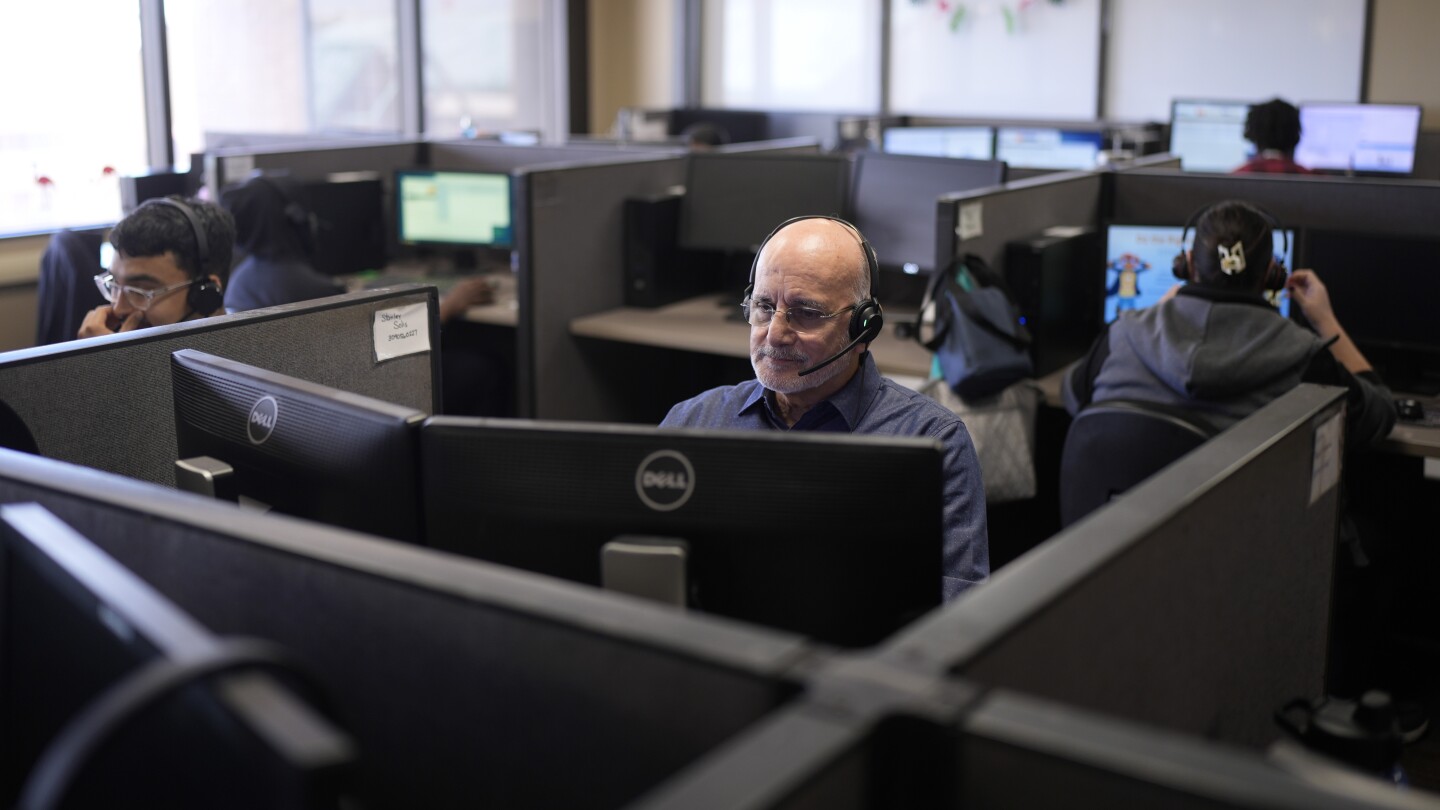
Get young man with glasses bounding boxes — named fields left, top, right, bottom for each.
left=661, top=217, right=989, bottom=599
left=77, top=196, right=235, bottom=338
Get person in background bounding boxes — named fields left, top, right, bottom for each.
left=35, top=229, right=107, bottom=345
left=78, top=196, right=233, bottom=338
left=682, top=122, right=730, bottom=152
left=660, top=216, right=990, bottom=599
left=1234, top=98, right=1314, bottom=175
left=219, top=175, right=344, bottom=312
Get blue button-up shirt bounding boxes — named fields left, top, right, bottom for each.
left=660, top=352, right=989, bottom=599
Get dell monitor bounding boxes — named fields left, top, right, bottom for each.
left=1168, top=99, right=1254, bottom=172
left=850, top=151, right=1007, bottom=275
left=1294, top=102, right=1422, bottom=175
left=420, top=418, right=944, bottom=647
left=396, top=169, right=513, bottom=247
left=171, top=349, right=426, bottom=542
left=677, top=154, right=850, bottom=252
left=0, top=503, right=354, bottom=809
left=881, top=126, right=996, bottom=160
left=995, top=127, right=1105, bottom=170
left=1103, top=224, right=1294, bottom=323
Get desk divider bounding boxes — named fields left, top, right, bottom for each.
left=714, top=136, right=822, bottom=155
left=0, top=287, right=438, bottom=487
left=876, top=384, right=1347, bottom=749
left=1110, top=169, right=1440, bottom=236
left=0, top=448, right=820, bottom=810
left=514, top=156, right=687, bottom=419
left=937, top=170, right=1105, bottom=272
left=425, top=139, right=682, bottom=172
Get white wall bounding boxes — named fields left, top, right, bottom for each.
left=1103, top=0, right=1366, bottom=121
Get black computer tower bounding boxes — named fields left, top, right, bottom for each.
left=1005, top=228, right=1104, bottom=376
left=623, top=193, right=721, bottom=307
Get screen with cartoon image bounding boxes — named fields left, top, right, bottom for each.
left=1104, top=225, right=1294, bottom=323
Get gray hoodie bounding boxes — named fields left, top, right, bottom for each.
left=1065, top=286, right=1394, bottom=444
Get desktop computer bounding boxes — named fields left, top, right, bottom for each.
left=1004, top=228, right=1103, bottom=376
left=623, top=193, right=723, bottom=308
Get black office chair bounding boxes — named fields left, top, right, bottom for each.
left=1059, top=398, right=1219, bottom=528
left=35, top=229, right=108, bottom=345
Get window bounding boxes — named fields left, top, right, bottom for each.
left=421, top=0, right=553, bottom=137
left=0, top=2, right=148, bottom=234
left=701, top=0, right=879, bottom=112
left=167, top=0, right=400, bottom=171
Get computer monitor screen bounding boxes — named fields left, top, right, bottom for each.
left=1295, top=103, right=1422, bottom=175
left=1303, top=231, right=1440, bottom=392
left=171, top=349, right=426, bottom=542
left=294, top=178, right=387, bottom=276
left=0, top=504, right=353, bottom=808
left=1104, top=225, right=1294, bottom=323
left=1168, top=99, right=1254, bottom=172
left=396, top=170, right=513, bottom=247
left=850, top=152, right=1007, bottom=274
left=420, top=418, right=944, bottom=647
left=678, top=154, right=850, bottom=251
left=995, top=127, right=1104, bottom=170
left=881, top=126, right=996, bottom=160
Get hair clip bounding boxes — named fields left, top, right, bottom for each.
left=1218, top=242, right=1246, bottom=275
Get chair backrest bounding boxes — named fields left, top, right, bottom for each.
left=1059, top=398, right=1219, bottom=527
left=35, top=229, right=108, bottom=346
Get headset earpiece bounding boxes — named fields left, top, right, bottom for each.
left=848, top=298, right=884, bottom=344
left=187, top=277, right=225, bottom=315
left=1171, top=250, right=1191, bottom=282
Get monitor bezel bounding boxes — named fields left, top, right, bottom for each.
left=394, top=168, right=515, bottom=249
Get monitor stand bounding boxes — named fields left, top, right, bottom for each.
left=175, top=456, right=237, bottom=502
left=600, top=536, right=689, bottom=608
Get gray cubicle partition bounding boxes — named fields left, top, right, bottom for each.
left=426, top=139, right=682, bottom=171
left=0, top=448, right=821, bottom=810
left=206, top=140, right=424, bottom=193
left=876, top=384, right=1347, bottom=749
left=937, top=170, right=1105, bottom=273
left=514, top=156, right=687, bottom=420
left=628, top=682, right=1434, bottom=809
left=0, top=286, right=438, bottom=486
left=1110, top=169, right=1440, bottom=235
left=714, top=136, right=822, bottom=155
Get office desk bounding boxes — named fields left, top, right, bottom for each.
left=569, top=293, right=933, bottom=378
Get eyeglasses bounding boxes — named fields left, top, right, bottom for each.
left=742, top=299, right=856, bottom=333
left=93, top=272, right=192, bottom=311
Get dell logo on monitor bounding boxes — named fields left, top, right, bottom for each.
left=247, top=396, right=279, bottom=445
left=635, top=450, right=695, bottom=512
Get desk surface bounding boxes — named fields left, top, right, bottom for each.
left=570, top=293, right=935, bottom=379
left=1383, top=393, right=1440, bottom=459
left=343, top=267, right=518, bottom=328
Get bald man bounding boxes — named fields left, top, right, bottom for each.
left=661, top=216, right=989, bottom=598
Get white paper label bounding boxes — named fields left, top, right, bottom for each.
left=1424, top=457, right=1440, bottom=481
left=1309, top=411, right=1343, bottom=504
left=373, top=303, right=432, bottom=362
left=957, top=202, right=984, bottom=241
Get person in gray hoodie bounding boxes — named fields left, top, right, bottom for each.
left=1062, top=199, right=1394, bottom=446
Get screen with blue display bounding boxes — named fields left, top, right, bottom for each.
left=996, top=127, right=1104, bottom=170
left=1104, top=225, right=1294, bottom=323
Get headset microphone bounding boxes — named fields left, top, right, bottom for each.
left=797, top=331, right=869, bottom=377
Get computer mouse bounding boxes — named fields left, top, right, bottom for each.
left=1395, top=398, right=1424, bottom=422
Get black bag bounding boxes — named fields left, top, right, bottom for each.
left=907, top=254, right=1033, bottom=400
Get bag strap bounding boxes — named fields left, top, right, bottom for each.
left=908, top=255, right=1033, bottom=351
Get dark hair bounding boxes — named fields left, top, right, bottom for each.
left=1191, top=200, right=1275, bottom=291
left=108, top=196, right=236, bottom=286
left=1244, top=98, right=1302, bottom=154
left=220, top=175, right=314, bottom=263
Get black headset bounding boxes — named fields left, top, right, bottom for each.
left=142, top=197, right=225, bottom=315
left=744, top=215, right=885, bottom=348
left=1172, top=201, right=1289, bottom=292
